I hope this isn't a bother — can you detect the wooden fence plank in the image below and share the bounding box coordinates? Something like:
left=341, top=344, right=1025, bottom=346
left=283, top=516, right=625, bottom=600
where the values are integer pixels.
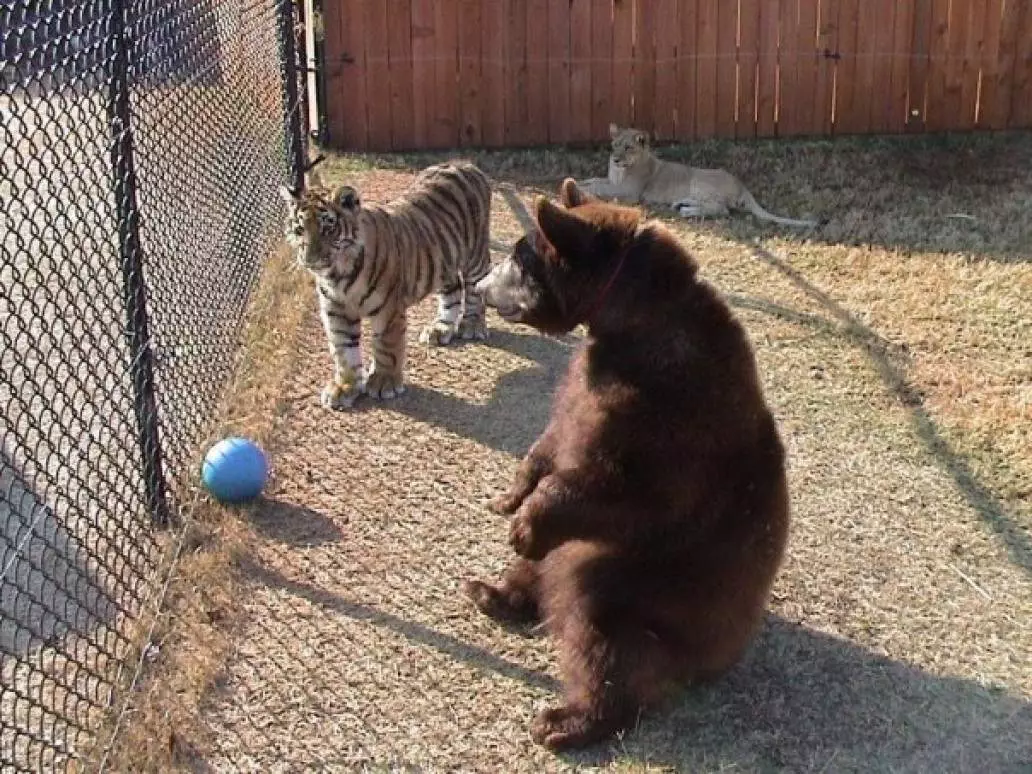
left=633, top=0, right=657, bottom=131
left=654, top=0, right=679, bottom=140
left=364, top=1, right=393, bottom=150
left=334, top=0, right=369, bottom=149
left=849, top=0, right=877, bottom=133
left=525, top=0, right=550, bottom=145
left=888, top=0, right=915, bottom=133
left=612, top=0, right=634, bottom=127
left=504, top=0, right=529, bottom=145
left=923, top=0, right=952, bottom=131
left=791, top=0, right=820, bottom=135
left=905, top=0, right=933, bottom=131
left=479, top=0, right=506, bottom=146
left=941, top=0, right=973, bottom=129
left=430, top=0, right=459, bottom=147
left=868, top=0, right=897, bottom=132
left=457, top=0, right=482, bottom=146
left=975, top=0, right=1005, bottom=128
left=757, top=0, right=780, bottom=136
left=833, top=0, right=860, bottom=133
left=738, top=0, right=760, bottom=138
left=982, top=0, right=1024, bottom=128
left=547, top=0, right=571, bottom=143
left=410, top=0, right=434, bottom=148
left=388, top=1, right=415, bottom=149
left=591, top=1, right=614, bottom=140
left=716, top=0, right=738, bottom=136
left=1009, top=0, right=1032, bottom=126
left=323, top=0, right=345, bottom=147
left=812, top=0, right=838, bottom=135
left=570, top=0, right=594, bottom=142
left=777, top=0, right=797, bottom=135
left=958, top=0, right=988, bottom=130
left=696, top=0, right=719, bottom=137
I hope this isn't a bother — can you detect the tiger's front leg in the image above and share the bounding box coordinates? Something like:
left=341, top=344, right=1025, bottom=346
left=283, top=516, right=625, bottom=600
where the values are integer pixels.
left=318, top=292, right=365, bottom=410
left=366, top=307, right=407, bottom=400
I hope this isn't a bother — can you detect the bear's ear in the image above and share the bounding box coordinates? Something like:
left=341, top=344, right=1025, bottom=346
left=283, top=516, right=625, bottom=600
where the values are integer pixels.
left=535, top=196, right=592, bottom=261
left=558, top=177, right=596, bottom=208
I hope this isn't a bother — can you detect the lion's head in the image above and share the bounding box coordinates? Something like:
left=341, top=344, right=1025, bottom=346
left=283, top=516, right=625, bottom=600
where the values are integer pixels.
left=608, top=124, right=650, bottom=169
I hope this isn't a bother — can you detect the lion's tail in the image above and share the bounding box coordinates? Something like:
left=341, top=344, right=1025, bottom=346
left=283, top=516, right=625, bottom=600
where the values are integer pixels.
left=740, top=190, right=817, bottom=228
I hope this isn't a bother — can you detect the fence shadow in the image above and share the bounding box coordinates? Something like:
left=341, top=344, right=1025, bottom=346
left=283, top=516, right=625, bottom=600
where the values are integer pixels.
left=728, top=245, right=1031, bottom=578
left=0, top=446, right=119, bottom=657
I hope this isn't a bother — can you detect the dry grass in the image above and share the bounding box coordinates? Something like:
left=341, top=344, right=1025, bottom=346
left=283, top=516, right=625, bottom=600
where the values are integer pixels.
left=114, top=133, right=1030, bottom=772
left=92, top=243, right=312, bottom=772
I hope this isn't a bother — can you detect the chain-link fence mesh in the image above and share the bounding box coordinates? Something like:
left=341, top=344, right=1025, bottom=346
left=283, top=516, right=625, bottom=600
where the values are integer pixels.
left=1, top=0, right=305, bottom=769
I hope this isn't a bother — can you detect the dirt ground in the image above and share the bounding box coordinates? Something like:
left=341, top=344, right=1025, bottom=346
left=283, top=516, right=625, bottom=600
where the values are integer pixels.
left=122, top=133, right=1031, bottom=772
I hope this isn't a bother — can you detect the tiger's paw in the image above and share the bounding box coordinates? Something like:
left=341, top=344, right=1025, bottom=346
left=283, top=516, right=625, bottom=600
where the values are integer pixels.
left=457, top=317, right=489, bottom=341
left=365, top=370, right=405, bottom=400
left=419, top=320, right=458, bottom=347
left=320, top=380, right=362, bottom=410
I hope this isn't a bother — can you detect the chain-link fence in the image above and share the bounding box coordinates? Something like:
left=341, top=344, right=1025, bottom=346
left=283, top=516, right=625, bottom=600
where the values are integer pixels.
left=1, top=0, right=305, bottom=769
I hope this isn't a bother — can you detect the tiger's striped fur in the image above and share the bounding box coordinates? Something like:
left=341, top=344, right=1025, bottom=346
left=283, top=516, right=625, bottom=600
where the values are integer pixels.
left=280, top=161, right=493, bottom=409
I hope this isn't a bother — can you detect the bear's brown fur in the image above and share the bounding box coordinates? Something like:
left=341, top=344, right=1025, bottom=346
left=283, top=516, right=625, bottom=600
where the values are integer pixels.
left=464, top=179, right=789, bottom=750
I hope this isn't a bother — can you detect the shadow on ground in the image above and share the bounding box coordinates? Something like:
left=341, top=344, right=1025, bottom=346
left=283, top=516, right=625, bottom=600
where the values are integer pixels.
left=241, top=553, right=1031, bottom=773
left=726, top=245, right=1031, bottom=578
left=245, top=496, right=344, bottom=547
left=371, top=329, right=577, bottom=459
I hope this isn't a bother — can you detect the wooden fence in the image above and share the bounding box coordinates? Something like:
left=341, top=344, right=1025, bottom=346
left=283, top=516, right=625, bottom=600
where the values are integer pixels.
left=319, top=0, right=1032, bottom=151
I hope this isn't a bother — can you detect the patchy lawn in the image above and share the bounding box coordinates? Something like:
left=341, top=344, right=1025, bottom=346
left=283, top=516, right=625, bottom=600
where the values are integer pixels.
left=113, top=133, right=1031, bottom=772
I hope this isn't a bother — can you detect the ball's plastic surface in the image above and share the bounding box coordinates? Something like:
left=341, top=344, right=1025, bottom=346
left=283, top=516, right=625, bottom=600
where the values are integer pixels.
left=201, top=437, right=268, bottom=503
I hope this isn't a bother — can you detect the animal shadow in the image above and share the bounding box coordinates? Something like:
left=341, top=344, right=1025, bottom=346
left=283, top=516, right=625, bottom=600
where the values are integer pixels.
left=385, top=327, right=578, bottom=458
left=246, top=496, right=344, bottom=547
left=566, top=614, right=1031, bottom=772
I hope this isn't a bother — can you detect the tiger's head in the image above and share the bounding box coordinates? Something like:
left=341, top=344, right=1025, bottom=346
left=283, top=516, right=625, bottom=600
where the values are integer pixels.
left=608, top=123, right=650, bottom=169
left=279, top=184, right=364, bottom=273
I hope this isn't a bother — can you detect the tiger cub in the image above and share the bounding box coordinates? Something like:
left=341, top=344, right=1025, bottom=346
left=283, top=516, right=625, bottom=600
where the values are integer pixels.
left=280, top=161, right=493, bottom=409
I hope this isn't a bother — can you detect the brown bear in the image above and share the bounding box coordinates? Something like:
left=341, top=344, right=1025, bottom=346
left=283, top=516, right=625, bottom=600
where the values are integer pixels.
left=462, top=178, right=790, bottom=750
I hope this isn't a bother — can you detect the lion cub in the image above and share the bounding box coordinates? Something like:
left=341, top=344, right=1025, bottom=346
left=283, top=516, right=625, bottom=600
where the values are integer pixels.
left=580, top=123, right=816, bottom=227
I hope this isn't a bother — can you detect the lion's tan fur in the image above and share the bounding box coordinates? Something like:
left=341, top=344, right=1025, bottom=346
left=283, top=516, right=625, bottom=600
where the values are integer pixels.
left=578, top=125, right=816, bottom=228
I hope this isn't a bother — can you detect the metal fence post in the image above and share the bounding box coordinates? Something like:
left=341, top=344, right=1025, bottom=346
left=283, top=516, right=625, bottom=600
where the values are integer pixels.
left=107, top=0, right=171, bottom=527
left=277, top=0, right=306, bottom=191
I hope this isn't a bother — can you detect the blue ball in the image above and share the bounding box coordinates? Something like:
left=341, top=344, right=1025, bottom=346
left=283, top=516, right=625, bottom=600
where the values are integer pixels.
left=202, top=437, right=268, bottom=503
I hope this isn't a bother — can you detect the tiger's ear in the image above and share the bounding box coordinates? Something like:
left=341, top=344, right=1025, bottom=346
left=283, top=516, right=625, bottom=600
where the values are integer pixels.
left=333, top=185, right=361, bottom=211
left=609, top=123, right=621, bottom=140
left=535, top=196, right=592, bottom=261
left=635, top=131, right=648, bottom=146
left=558, top=177, right=595, bottom=208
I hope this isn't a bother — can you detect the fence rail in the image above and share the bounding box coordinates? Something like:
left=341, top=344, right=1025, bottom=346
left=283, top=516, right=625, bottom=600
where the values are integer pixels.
left=1, top=0, right=306, bottom=769
left=318, top=0, right=1032, bottom=151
